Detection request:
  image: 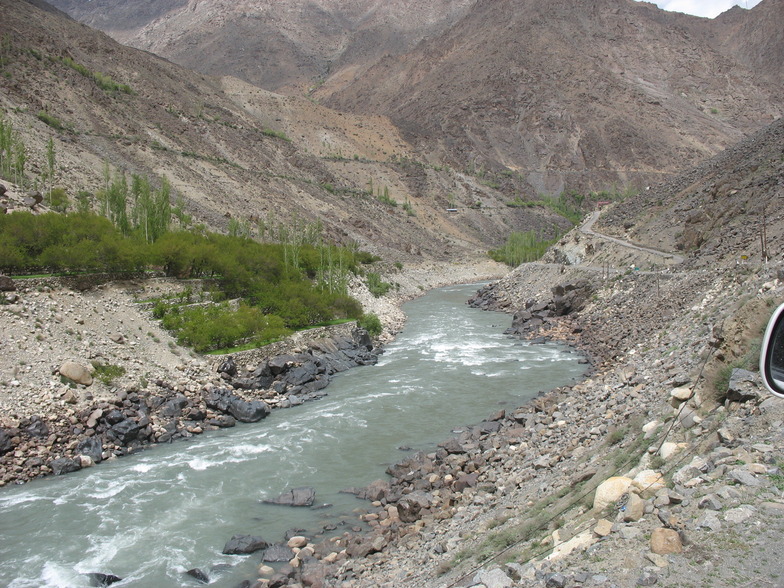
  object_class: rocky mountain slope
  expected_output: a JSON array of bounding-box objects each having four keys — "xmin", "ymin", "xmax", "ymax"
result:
[
  {"xmin": 48, "ymin": 0, "xmax": 478, "ymax": 95},
  {"xmin": 324, "ymin": 0, "xmax": 783, "ymax": 194},
  {"xmin": 51, "ymin": 0, "xmax": 784, "ymax": 197},
  {"xmin": 327, "ymin": 115, "xmax": 784, "ymax": 588},
  {"xmin": 1, "ymin": 0, "xmax": 563, "ymax": 265}
]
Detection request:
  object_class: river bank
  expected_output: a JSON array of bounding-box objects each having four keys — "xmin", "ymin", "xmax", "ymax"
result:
[
  {"xmin": 0, "ymin": 258, "xmax": 506, "ymax": 487},
  {"xmin": 319, "ymin": 260, "xmax": 784, "ymax": 588},
  {"xmin": 0, "ymin": 271, "xmax": 582, "ymax": 588}
]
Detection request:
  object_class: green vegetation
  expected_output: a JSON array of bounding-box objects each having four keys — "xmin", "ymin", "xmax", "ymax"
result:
[
  {"xmin": 58, "ymin": 56, "xmax": 132, "ymax": 94},
  {"xmin": 37, "ymin": 110, "xmax": 65, "ymax": 131},
  {"xmin": 160, "ymin": 302, "xmax": 290, "ymax": 353},
  {"xmin": 358, "ymin": 313, "xmax": 382, "ymax": 336},
  {"xmin": 0, "ymin": 207, "xmax": 369, "ymax": 352},
  {"xmin": 489, "ymin": 230, "xmax": 561, "ymax": 266},
  {"xmin": 377, "ymin": 185, "xmax": 398, "ymax": 207},
  {"xmin": 492, "ymin": 187, "xmax": 637, "ymax": 265},
  {"xmin": 0, "ymin": 115, "xmax": 26, "ymax": 185},
  {"xmin": 92, "ymin": 362, "xmax": 126, "ymax": 385},
  {"xmin": 365, "ymin": 272, "xmax": 392, "ymax": 297},
  {"xmin": 261, "ymin": 128, "xmax": 291, "ymax": 142}
]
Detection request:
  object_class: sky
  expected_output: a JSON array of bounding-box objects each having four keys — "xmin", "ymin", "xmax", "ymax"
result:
[{"xmin": 638, "ymin": 0, "xmax": 764, "ymax": 18}]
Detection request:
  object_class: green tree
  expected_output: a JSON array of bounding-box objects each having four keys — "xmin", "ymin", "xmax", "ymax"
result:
[{"xmin": 45, "ymin": 137, "xmax": 55, "ymax": 204}]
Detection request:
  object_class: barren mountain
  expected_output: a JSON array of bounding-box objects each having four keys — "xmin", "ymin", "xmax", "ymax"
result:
[
  {"xmin": 323, "ymin": 0, "xmax": 783, "ymax": 194},
  {"xmin": 48, "ymin": 0, "xmax": 477, "ymax": 95},
  {"xmin": 1, "ymin": 0, "xmax": 565, "ymax": 264},
  {"xmin": 51, "ymin": 0, "xmax": 783, "ymax": 199}
]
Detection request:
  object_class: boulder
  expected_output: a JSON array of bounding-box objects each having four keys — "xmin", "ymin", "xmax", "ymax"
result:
[
  {"xmin": 76, "ymin": 437, "xmax": 103, "ymax": 464},
  {"xmin": 262, "ymin": 544, "xmax": 296, "ymax": 562},
  {"xmin": 85, "ymin": 573, "xmax": 123, "ymax": 587},
  {"xmin": 593, "ymin": 476, "xmax": 633, "ymax": 511},
  {"xmin": 60, "ymin": 361, "xmax": 93, "ymax": 386},
  {"xmin": 50, "ymin": 457, "xmax": 82, "ymax": 476},
  {"xmin": 397, "ymin": 491, "xmax": 434, "ymax": 523},
  {"xmin": 264, "ymin": 486, "xmax": 317, "ymax": 507},
  {"xmin": 633, "ymin": 470, "xmax": 666, "ymax": 497},
  {"xmin": 222, "ymin": 535, "xmax": 269, "ymax": 555},
  {"xmin": 726, "ymin": 369, "xmax": 761, "ymax": 402},
  {"xmin": 204, "ymin": 388, "xmax": 270, "ymax": 423},
  {"xmin": 346, "ymin": 533, "xmax": 388, "ymax": 558},
  {"xmin": 359, "ymin": 479, "xmax": 390, "ymax": 502},
  {"xmin": 0, "ymin": 428, "xmax": 14, "ymax": 455},
  {"xmin": 25, "ymin": 416, "xmax": 49, "ymax": 438},
  {"xmin": 108, "ymin": 419, "xmax": 143, "ymax": 445},
  {"xmin": 217, "ymin": 356, "xmax": 238, "ymax": 377},
  {"xmin": 472, "ymin": 568, "xmax": 514, "ymax": 588},
  {"xmin": 650, "ymin": 527, "xmax": 682, "ymax": 554},
  {"xmin": 108, "ymin": 333, "xmax": 125, "ymax": 344},
  {"xmin": 623, "ymin": 492, "xmax": 645, "ymax": 522},
  {"xmin": 162, "ymin": 395, "xmax": 189, "ymax": 418},
  {"xmin": 268, "ymin": 354, "xmax": 300, "ymax": 375},
  {"xmin": 185, "ymin": 568, "xmax": 209, "ymax": 583},
  {"xmin": 0, "ymin": 275, "xmax": 15, "ymax": 291}
]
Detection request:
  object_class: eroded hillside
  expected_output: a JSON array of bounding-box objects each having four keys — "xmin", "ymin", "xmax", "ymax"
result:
[
  {"xmin": 1, "ymin": 0, "xmax": 564, "ymax": 264},
  {"xmin": 51, "ymin": 0, "xmax": 784, "ymax": 198}
]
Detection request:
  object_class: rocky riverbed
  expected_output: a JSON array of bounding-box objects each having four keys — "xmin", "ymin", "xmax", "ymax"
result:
[
  {"xmin": 0, "ymin": 259, "xmax": 505, "ymax": 487},
  {"xmin": 1, "ymin": 254, "xmax": 783, "ymax": 588}
]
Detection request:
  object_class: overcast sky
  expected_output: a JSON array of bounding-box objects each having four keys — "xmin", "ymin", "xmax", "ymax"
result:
[{"xmin": 639, "ymin": 0, "xmax": 763, "ymax": 18}]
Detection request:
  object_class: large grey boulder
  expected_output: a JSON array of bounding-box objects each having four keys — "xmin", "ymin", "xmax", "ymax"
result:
[
  {"xmin": 264, "ymin": 486, "xmax": 316, "ymax": 507},
  {"xmin": 203, "ymin": 388, "xmax": 270, "ymax": 423},
  {"xmin": 222, "ymin": 535, "xmax": 269, "ymax": 555},
  {"xmin": 0, "ymin": 429, "xmax": 14, "ymax": 455},
  {"xmin": 50, "ymin": 457, "xmax": 82, "ymax": 476},
  {"xmin": 76, "ymin": 437, "xmax": 103, "ymax": 463},
  {"xmin": 262, "ymin": 543, "xmax": 296, "ymax": 562}
]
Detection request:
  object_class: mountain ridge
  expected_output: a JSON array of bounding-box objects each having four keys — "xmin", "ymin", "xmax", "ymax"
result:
[{"xmin": 49, "ymin": 0, "xmax": 783, "ymax": 196}]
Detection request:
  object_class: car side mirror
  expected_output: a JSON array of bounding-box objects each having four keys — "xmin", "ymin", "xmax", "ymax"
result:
[{"xmin": 760, "ymin": 302, "xmax": 784, "ymax": 399}]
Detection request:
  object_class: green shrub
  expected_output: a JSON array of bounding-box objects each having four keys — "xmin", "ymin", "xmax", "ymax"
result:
[
  {"xmin": 262, "ymin": 128, "xmax": 290, "ymax": 141},
  {"xmin": 37, "ymin": 110, "xmax": 64, "ymax": 131},
  {"xmin": 366, "ymin": 272, "xmax": 392, "ymax": 297},
  {"xmin": 161, "ymin": 302, "xmax": 290, "ymax": 352},
  {"xmin": 358, "ymin": 313, "xmax": 383, "ymax": 336},
  {"xmin": 48, "ymin": 187, "xmax": 69, "ymax": 212},
  {"xmin": 92, "ymin": 362, "xmax": 126, "ymax": 385}
]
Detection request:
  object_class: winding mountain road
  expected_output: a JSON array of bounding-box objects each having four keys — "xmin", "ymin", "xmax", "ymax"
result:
[{"xmin": 579, "ymin": 210, "xmax": 686, "ymax": 265}]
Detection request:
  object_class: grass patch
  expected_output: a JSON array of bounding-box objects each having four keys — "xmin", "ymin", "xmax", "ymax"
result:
[
  {"xmin": 92, "ymin": 362, "xmax": 126, "ymax": 385},
  {"xmin": 262, "ymin": 128, "xmax": 291, "ymax": 141},
  {"xmin": 59, "ymin": 56, "xmax": 132, "ymax": 94},
  {"xmin": 37, "ymin": 110, "xmax": 64, "ymax": 131}
]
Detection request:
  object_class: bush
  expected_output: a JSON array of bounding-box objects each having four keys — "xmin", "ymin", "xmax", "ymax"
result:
[
  {"xmin": 358, "ymin": 313, "xmax": 383, "ymax": 336},
  {"xmin": 161, "ymin": 302, "xmax": 290, "ymax": 352},
  {"xmin": 92, "ymin": 362, "xmax": 126, "ymax": 385},
  {"xmin": 37, "ymin": 110, "xmax": 64, "ymax": 131},
  {"xmin": 366, "ymin": 272, "xmax": 392, "ymax": 297}
]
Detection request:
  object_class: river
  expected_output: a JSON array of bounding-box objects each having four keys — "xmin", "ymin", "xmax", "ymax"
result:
[{"xmin": 0, "ymin": 283, "xmax": 586, "ymax": 587}]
